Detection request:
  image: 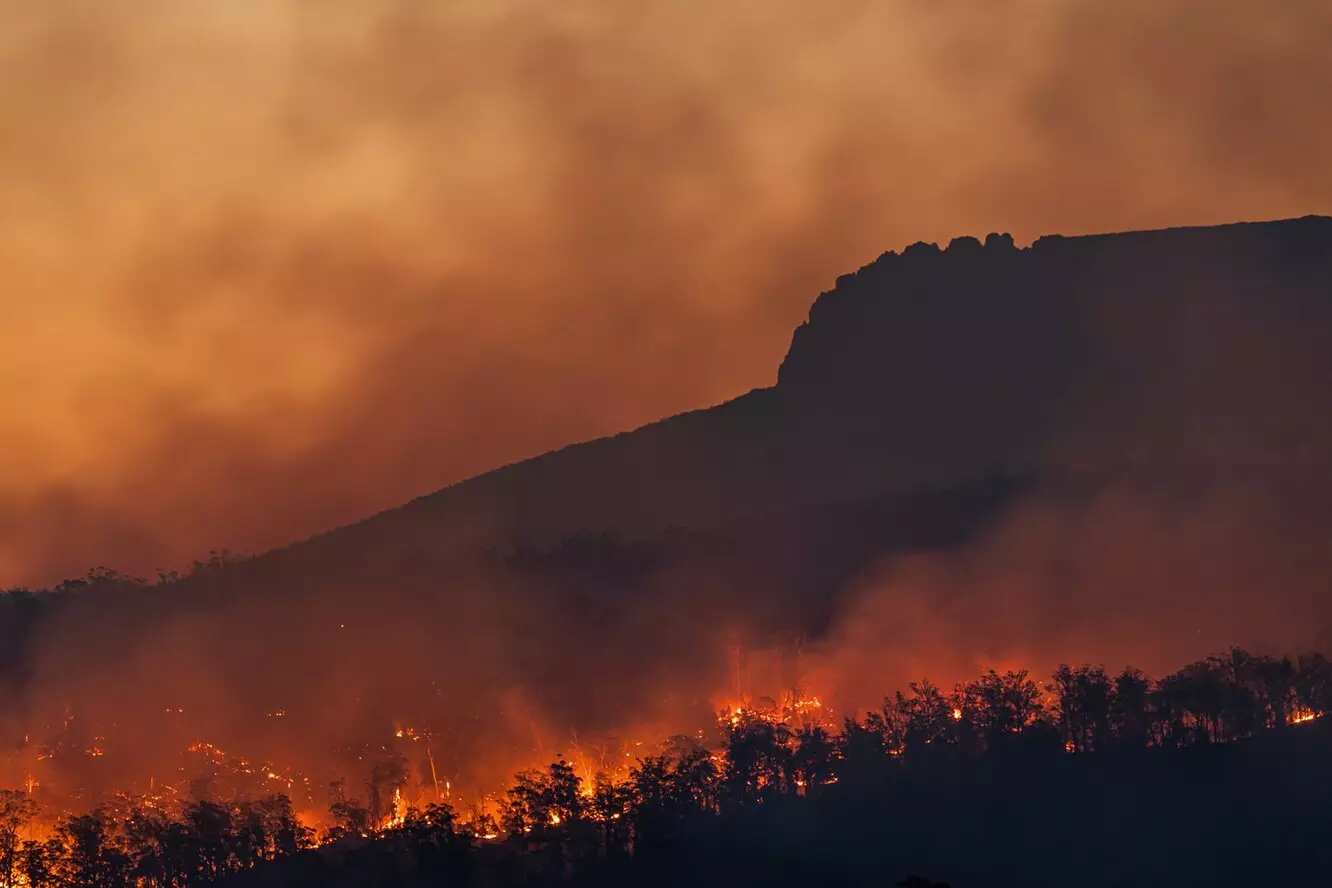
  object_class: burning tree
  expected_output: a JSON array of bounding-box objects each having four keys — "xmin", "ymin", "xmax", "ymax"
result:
[{"xmin": 0, "ymin": 789, "xmax": 36, "ymax": 888}]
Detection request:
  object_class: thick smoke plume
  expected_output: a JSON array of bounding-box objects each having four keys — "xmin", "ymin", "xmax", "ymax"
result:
[
  {"xmin": 808, "ymin": 481, "xmax": 1332, "ymax": 717},
  {"xmin": 3, "ymin": 0, "xmax": 1332, "ymax": 585}
]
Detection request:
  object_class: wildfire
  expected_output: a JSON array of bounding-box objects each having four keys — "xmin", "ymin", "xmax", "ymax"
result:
[
  {"xmin": 384, "ymin": 787, "xmax": 407, "ymax": 829},
  {"xmin": 188, "ymin": 741, "xmax": 226, "ymax": 759},
  {"xmin": 4, "ymin": 663, "xmax": 1326, "ymax": 860}
]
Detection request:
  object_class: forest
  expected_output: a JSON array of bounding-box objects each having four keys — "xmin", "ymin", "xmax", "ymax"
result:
[{"xmin": 1, "ymin": 644, "xmax": 1330, "ymax": 887}]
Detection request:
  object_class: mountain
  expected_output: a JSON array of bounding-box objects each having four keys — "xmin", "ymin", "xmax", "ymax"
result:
[{"xmin": 264, "ymin": 214, "xmax": 1332, "ymax": 577}]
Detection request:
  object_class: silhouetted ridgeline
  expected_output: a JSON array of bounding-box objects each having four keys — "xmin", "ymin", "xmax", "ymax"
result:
[{"xmin": 284, "ymin": 215, "xmax": 1332, "ymax": 570}]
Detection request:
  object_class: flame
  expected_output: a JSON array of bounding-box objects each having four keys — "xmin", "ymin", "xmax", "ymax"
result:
[
  {"xmin": 380, "ymin": 786, "xmax": 407, "ymax": 830},
  {"xmin": 11, "ymin": 647, "xmax": 1320, "ymax": 850}
]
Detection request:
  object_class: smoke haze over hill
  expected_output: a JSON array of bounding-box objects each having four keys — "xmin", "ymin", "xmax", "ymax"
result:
[{"xmin": 3, "ymin": 0, "xmax": 1332, "ymax": 586}]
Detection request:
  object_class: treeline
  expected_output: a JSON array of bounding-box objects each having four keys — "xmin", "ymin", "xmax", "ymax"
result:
[
  {"xmin": 1, "ymin": 647, "xmax": 1330, "ymax": 887},
  {"xmin": 0, "ymin": 794, "xmax": 314, "ymax": 888}
]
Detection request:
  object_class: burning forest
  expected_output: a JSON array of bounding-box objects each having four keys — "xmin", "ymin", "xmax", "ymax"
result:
[{"xmin": 0, "ymin": 638, "xmax": 1329, "ymax": 886}]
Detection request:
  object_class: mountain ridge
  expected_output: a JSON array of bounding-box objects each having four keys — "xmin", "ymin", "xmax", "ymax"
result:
[{"xmin": 250, "ymin": 213, "xmax": 1331, "ymax": 579}]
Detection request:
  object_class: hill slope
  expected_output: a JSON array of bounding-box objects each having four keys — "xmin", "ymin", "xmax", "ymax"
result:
[{"xmin": 266, "ymin": 214, "xmax": 1332, "ymax": 577}]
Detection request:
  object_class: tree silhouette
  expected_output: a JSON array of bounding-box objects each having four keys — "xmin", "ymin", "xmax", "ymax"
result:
[
  {"xmin": 122, "ymin": 806, "xmax": 188, "ymax": 888},
  {"xmin": 367, "ymin": 754, "xmax": 410, "ymax": 827},
  {"xmin": 182, "ymin": 801, "xmax": 240, "ymax": 882},
  {"xmin": 0, "ymin": 790, "xmax": 36, "ymax": 888},
  {"xmin": 722, "ymin": 717, "xmax": 794, "ymax": 807},
  {"xmin": 792, "ymin": 724, "xmax": 838, "ymax": 793},
  {"xmin": 1050, "ymin": 664, "xmax": 1113, "ymax": 752},
  {"xmin": 502, "ymin": 759, "xmax": 587, "ymax": 838},
  {"xmin": 1109, "ymin": 667, "xmax": 1153, "ymax": 748},
  {"xmin": 1252, "ymin": 654, "xmax": 1297, "ymax": 728},
  {"xmin": 501, "ymin": 759, "xmax": 593, "ymax": 881},
  {"xmin": 892, "ymin": 680, "xmax": 955, "ymax": 755},
  {"xmin": 327, "ymin": 795, "xmax": 372, "ymax": 843},
  {"xmin": 588, "ymin": 773, "xmax": 633, "ymax": 857},
  {"xmin": 1158, "ymin": 660, "xmax": 1226, "ymax": 744},
  {"xmin": 629, "ymin": 745, "xmax": 721, "ymax": 868},
  {"xmin": 392, "ymin": 803, "xmax": 472, "ymax": 882},
  {"xmin": 1212, "ymin": 649, "xmax": 1264, "ymax": 738},
  {"xmin": 18, "ymin": 839, "xmax": 61, "ymax": 888},
  {"xmin": 627, "ymin": 754, "xmax": 676, "ymax": 861},
  {"xmin": 57, "ymin": 810, "xmax": 132, "ymax": 888},
  {"xmin": 960, "ymin": 669, "xmax": 1046, "ymax": 753},
  {"xmin": 670, "ymin": 746, "xmax": 720, "ymax": 815}
]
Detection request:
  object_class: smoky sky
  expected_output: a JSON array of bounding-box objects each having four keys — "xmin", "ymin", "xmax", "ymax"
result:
[{"xmin": 2, "ymin": 0, "xmax": 1331, "ymax": 587}]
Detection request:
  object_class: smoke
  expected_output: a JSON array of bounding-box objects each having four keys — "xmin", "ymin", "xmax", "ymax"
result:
[
  {"xmin": 806, "ymin": 479, "xmax": 1332, "ymax": 717},
  {"xmin": 3, "ymin": 0, "xmax": 1331, "ymax": 586}
]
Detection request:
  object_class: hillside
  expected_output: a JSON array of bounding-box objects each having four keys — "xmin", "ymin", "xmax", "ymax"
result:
[{"xmin": 262, "ymin": 214, "xmax": 1332, "ymax": 577}]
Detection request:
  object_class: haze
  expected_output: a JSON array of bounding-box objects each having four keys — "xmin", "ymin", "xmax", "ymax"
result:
[{"xmin": 3, "ymin": 0, "xmax": 1331, "ymax": 587}]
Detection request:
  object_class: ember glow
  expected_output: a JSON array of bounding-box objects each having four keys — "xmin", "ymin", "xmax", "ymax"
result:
[{"xmin": 2, "ymin": 643, "xmax": 1324, "ymax": 847}]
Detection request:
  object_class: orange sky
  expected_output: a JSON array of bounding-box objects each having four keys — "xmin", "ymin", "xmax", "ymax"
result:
[{"xmin": 2, "ymin": 0, "xmax": 1330, "ymax": 587}]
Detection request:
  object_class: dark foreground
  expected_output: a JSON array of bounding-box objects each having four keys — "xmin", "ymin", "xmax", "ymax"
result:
[{"xmin": 230, "ymin": 722, "xmax": 1332, "ymax": 888}]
